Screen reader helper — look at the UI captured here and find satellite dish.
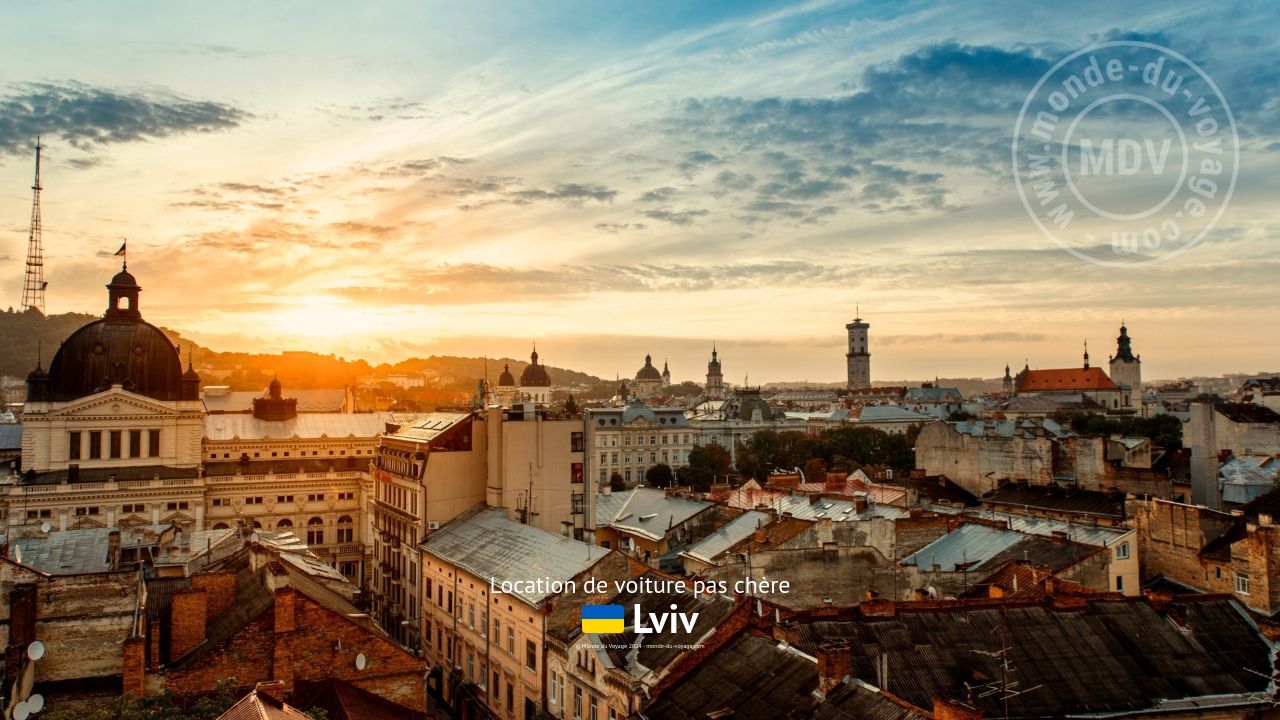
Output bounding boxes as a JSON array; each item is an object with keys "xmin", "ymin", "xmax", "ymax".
[
  {"xmin": 355, "ymin": 653, "xmax": 367, "ymax": 671},
  {"xmin": 14, "ymin": 701, "xmax": 30, "ymax": 720},
  {"xmin": 27, "ymin": 641, "xmax": 45, "ymax": 660},
  {"xmin": 40, "ymin": 522, "xmax": 51, "ymax": 533},
  {"xmin": 27, "ymin": 695, "xmax": 44, "ymax": 713}
]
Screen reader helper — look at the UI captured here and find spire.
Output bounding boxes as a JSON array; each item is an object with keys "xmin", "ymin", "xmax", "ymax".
[
  {"xmin": 21, "ymin": 137, "xmax": 46, "ymax": 314},
  {"xmin": 1113, "ymin": 322, "xmax": 1136, "ymax": 362},
  {"xmin": 1083, "ymin": 340, "xmax": 1090, "ymax": 369}
]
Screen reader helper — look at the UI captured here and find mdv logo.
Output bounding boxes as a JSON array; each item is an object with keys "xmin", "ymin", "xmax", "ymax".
[
  {"xmin": 634, "ymin": 603, "xmax": 699, "ymax": 635},
  {"xmin": 1078, "ymin": 138, "xmax": 1175, "ymax": 175}
]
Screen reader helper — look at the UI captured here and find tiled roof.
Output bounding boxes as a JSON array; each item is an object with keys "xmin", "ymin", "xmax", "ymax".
[
  {"xmin": 420, "ymin": 507, "xmax": 609, "ymax": 606},
  {"xmin": 812, "ymin": 682, "xmax": 929, "ymax": 720},
  {"xmin": 1016, "ymin": 367, "xmax": 1118, "ymax": 392},
  {"xmin": 1216, "ymin": 402, "xmax": 1280, "ymax": 424},
  {"xmin": 294, "ymin": 679, "xmax": 428, "ymax": 720},
  {"xmin": 217, "ymin": 691, "xmax": 314, "ymax": 720}
]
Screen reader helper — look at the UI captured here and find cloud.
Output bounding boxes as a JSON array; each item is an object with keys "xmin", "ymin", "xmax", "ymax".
[
  {"xmin": 0, "ymin": 81, "xmax": 248, "ymax": 159},
  {"xmin": 638, "ymin": 186, "xmax": 679, "ymax": 203},
  {"xmin": 510, "ymin": 183, "xmax": 619, "ymax": 204},
  {"xmin": 595, "ymin": 222, "xmax": 648, "ymax": 233},
  {"xmin": 641, "ymin": 208, "xmax": 710, "ymax": 225}
]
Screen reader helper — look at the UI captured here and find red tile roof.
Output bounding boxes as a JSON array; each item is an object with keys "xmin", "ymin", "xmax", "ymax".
[{"xmin": 1016, "ymin": 367, "xmax": 1118, "ymax": 392}]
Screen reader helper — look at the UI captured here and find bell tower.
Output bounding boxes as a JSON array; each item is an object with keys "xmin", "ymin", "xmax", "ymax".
[
  {"xmin": 845, "ymin": 310, "xmax": 870, "ymax": 390},
  {"xmin": 1108, "ymin": 322, "xmax": 1142, "ymax": 413}
]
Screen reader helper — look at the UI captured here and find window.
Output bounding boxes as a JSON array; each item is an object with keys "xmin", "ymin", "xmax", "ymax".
[
  {"xmin": 211, "ymin": 498, "xmax": 228, "ymax": 507},
  {"xmin": 307, "ymin": 517, "xmax": 324, "ymax": 546},
  {"xmin": 129, "ymin": 429, "xmax": 141, "ymax": 458},
  {"xmin": 308, "ymin": 493, "xmax": 325, "ymax": 502},
  {"xmin": 108, "ymin": 430, "xmax": 122, "ymax": 459},
  {"xmin": 68, "ymin": 431, "xmax": 81, "ymax": 460},
  {"xmin": 494, "ymin": 617, "xmax": 501, "ymax": 639},
  {"xmin": 212, "ymin": 522, "xmax": 230, "ymax": 529},
  {"xmin": 507, "ymin": 626, "xmax": 515, "ymax": 654},
  {"xmin": 571, "ymin": 462, "xmax": 583, "ymax": 483},
  {"xmin": 26, "ymin": 509, "xmax": 51, "ymax": 520},
  {"xmin": 246, "ymin": 496, "xmax": 264, "ymax": 505},
  {"xmin": 506, "ymin": 681, "xmax": 514, "ymax": 713},
  {"xmin": 571, "ymin": 431, "xmax": 584, "ymax": 452},
  {"xmin": 1116, "ymin": 575, "xmax": 1124, "ymax": 592},
  {"xmin": 1115, "ymin": 541, "xmax": 1130, "ymax": 560},
  {"xmin": 337, "ymin": 515, "xmax": 354, "ymax": 543},
  {"xmin": 1236, "ymin": 572, "xmax": 1250, "ymax": 595},
  {"xmin": 277, "ymin": 495, "xmax": 294, "ymax": 503},
  {"xmin": 525, "ymin": 639, "xmax": 536, "ymax": 670},
  {"xmin": 89, "ymin": 431, "xmax": 102, "ymax": 459},
  {"xmin": 550, "ymin": 671, "xmax": 559, "ymax": 706},
  {"xmin": 590, "ymin": 696, "xmax": 598, "ymax": 720},
  {"xmin": 480, "ymin": 610, "xmax": 488, "ymax": 637},
  {"xmin": 148, "ymin": 429, "xmax": 160, "ymax": 457},
  {"xmin": 277, "ymin": 519, "xmax": 293, "ymax": 528},
  {"xmin": 74, "ymin": 506, "xmax": 100, "ymax": 516},
  {"xmin": 122, "ymin": 503, "xmax": 145, "ymax": 513},
  {"xmin": 574, "ymin": 687, "xmax": 583, "ymax": 719},
  {"xmin": 337, "ymin": 491, "xmax": 355, "ymax": 501},
  {"xmin": 166, "ymin": 501, "xmax": 189, "ymax": 511}
]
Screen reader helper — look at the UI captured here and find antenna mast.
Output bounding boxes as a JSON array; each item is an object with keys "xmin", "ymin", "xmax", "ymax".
[{"xmin": 21, "ymin": 138, "xmax": 46, "ymax": 314}]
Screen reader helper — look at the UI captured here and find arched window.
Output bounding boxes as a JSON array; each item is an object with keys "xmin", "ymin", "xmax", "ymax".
[
  {"xmin": 212, "ymin": 523, "xmax": 230, "ymax": 530},
  {"xmin": 337, "ymin": 515, "xmax": 354, "ymax": 544},
  {"xmin": 307, "ymin": 516, "xmax": 324, "ymax": 546},
  {"xmin": 252, "ymin": 520, "xmax": 262, "ymax": 529},
  {"xmin": 276, "ymin": 518, "xmax": 293, "ymax": 529}
]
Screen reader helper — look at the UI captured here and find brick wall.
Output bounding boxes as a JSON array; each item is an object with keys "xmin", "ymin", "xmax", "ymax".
[
  {"xmin": 192, "ymin": 571, "xmax": 237, "ymax": 619},
  {"xmin": 122, "ymin": 636, "xmax": 145, "ymax": 697},
  {"xmin": 169, "ymin": 588, "xmax": 208, "ymax": 661}
]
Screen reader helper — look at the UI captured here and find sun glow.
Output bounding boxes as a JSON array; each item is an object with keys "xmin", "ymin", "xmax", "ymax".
[{"xmin": 267, "ymin": 295, "xmax": 404, "ymax": 339}]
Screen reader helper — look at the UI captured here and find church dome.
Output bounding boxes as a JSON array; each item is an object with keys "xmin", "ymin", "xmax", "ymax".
[
  {"xmin": 44, "ymin": 268, "xmax": 184, "ymax": 402},
  {"xmin": 519, "ymin": 348, "xmax": 551, "ymax": 387},
  {"xmin": 498, "ymin": 363, "xmax": 516, "ymax": 386},
  {"xmin": 635, "ymin": 354, "xmax": 663, "ymax": 382}
]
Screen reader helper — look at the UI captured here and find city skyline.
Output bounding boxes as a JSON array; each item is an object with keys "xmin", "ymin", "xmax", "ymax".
[{"xmin": 2, "ymin": 1, "xmax": 1278, "ymax": 382}]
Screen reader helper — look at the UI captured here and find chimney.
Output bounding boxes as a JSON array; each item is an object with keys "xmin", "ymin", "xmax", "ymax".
[
  {"xmin": 255, "ymin": 680, "xmax": 288, "ymax": 704},
  {"xmin": 933, "ymin": 696, "xmax": 983, "ymax": 720},
  {"xmin": 168, "ymin": 588, "xmax": 208, "ymax": 660},
  {"xmin": 816, "ymin": 641, "xmax": 852, "ymax": 694},
  {"xmin": 752, "ymin": 529, "xmax": 767, "ymax": 544},
  {"xmin": 122, "ymin": 636, "xmax": 146, "ymax": 697},
  {"xmin": 107, "ymin": 530, "xmax": 122, "ymax": 571}
]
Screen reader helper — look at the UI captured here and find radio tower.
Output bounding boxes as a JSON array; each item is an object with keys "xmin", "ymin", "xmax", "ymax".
[{"xmin": 21, "ymin": 137, "xmax": 46, "ymax": 314}]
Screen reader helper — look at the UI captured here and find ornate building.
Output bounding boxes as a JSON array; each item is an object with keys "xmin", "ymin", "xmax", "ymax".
[
  {"xmin": 586, "ymin": 401, "xmax": 693, "ymax": 486},
  {"xmin": 1109, "ymin": 323, "xmax": 1142, "ymax": 413},
  {"xmin": 631, "ymin": 354, "xmax": 665, "ymax": 400},
  {"xmin": 845, "ymin": 312, "xmax": 870, "ymax": 389},
  {"xmin": 517, "ymin": 347, "xmax": 552, "ymax": 406},
  {"xmin": 705, "ymin": 345, "xmax": 725, "ymax": 400}
]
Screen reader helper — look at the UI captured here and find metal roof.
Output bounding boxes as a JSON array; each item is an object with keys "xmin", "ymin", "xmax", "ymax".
[
  {"xmin": 960, "ymin": 508, "xmax": 1130, "ymax": 547},
  {"xmin": 680, "ymin": 510, "xmax": 768, "ymax": 564},
  {"xmin": 384, "ymin": 412, "xmax": 472, "ymax": 442},
  {"xmin": 204, "ymin": 412, "xmax": 396, "ymax": 441},
  {"xmin": 8, "ymin": 524, "xmax": 235, "ymax": 575},
  {"xmin": 420, "ymin": 507, "xmax": 609, "ymax": 606},
  {"xmin": 596, "ymin": 487, "xmax": 713, "ymax": 541},
  {"xmin": 0, "ymin": 423, "xmax": 21, "ymax": 450},
  {"xmin": 901, "ymin": 523, "xmax": 1025, "ymax": 572}
]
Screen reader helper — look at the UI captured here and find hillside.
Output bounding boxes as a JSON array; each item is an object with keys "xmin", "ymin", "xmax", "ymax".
[{"xmin": 0, "ymin": 309, "xmax": 613, "ymax": 397}]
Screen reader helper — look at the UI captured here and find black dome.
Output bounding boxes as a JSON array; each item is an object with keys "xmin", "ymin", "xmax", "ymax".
[
  {"xmin": 47, "ymin": 318, "xmax": 183, "ymax": 401},
  {"xmin": 519, "ymin": 349, "xmax": 551, "ymax": 387},
  {"xmin": 43, "ymin": 268, "xmax": 186, "ymax": 401},
  {"xmin": 497, "ymin": 363, "xmax": 516, "ymax": 386},
  {"xmin": 635, "ymin": 354, "xmax": 663, "ymax": 381}
]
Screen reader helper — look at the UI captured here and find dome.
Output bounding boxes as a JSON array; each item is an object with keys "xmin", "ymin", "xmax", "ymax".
[
  {"xmin": 519, "ymin": 348, "xmax": 551, "ymax": 387},
  {"xmin": 635, "ymin": 354, "xmax": 663, "ymax": 382},
  {"xmin": 44, "ymin": 269, "xmax": 184, "ymax": 402},
  {"xmin": 497, "ymin": 364, "xmax": 516, "ymax": 386},
  {"xmin": 47, "ymin": 318, "xmax": 183, "ymax": 401}
]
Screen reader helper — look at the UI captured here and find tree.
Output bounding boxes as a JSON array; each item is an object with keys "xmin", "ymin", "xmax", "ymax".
[
  {"xmin": 803, "ymin": 458, "xmax": 827, "ymax": 485},
  {"xmin": 645, "ymin": 463, "xmax": 675, "ymax": 488},
  {"xmin": 609, "ymin": 472, "xmax": 626, "ymax": 492},
  {"xmin": 684, "ymin": 444, "xmax": 733, "ymax": 492},
  {"xmin": 946, "ymin": 410, "xmax": 977, "ymax": 421}
]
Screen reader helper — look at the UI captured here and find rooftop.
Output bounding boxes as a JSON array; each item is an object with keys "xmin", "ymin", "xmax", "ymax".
[
  {"xmin": 798, "ymin": 596, "xmax": 1271, "ymax": 719},
  {"xmin": 679, "ymin": 510, "xmax": 769, "ymax": 564},
  {"xmin": 596, "ymin": 487, "xmax": 713, "ymax": 541},
  {"xmin": 900, "ymin": 522, "xmax": 1100, "ymax": 573},
  {"xmin": 1016, "ymin": 366, "xmax": 1119, "ymax": 392},
  {"xmin": 203, "ymin": 387, "xmax": 347, "ymax": 414},
  {"xmin": 982, "ymin": 483, "xmax": 1127, "ymax": 519},
  {"xmin": 420, "ymin": 507, "xmax": 609, "ymax": 606},
  {"xmin": 5, "ymin": 524, "xmax": 236, "ymax": 575},
  {"xmin": 204, "ymin": 412, "xmax": 396, "ymax": 441}
]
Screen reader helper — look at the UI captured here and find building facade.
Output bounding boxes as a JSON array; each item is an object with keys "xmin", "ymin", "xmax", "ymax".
[{"xmin": 586, "ymin": 401, "xmax": 693, "ymax": 487}]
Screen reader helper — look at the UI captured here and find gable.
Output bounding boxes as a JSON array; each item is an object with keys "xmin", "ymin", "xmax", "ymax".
[{"xmin": 51, "ymin": 389, "xmax": 180, "ymax": 419}]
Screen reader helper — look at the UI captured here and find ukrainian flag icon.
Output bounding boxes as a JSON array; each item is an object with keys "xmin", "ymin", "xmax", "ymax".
[{"xmin": 581, "ymin": 605, "xmax": 625, "ymax": 634}]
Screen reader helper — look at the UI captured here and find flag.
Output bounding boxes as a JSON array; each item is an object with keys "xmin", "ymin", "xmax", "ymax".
[
  {"xmin": 114, "ymin": 242, "xmax": 127, "ymax": 257},
  {"xmin": 581, "ymin": 604, "xmax": 625, "ymax": 634}
]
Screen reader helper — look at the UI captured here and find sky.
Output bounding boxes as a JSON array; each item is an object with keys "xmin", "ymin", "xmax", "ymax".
[{"xmin": 1, "ymin": 0, "xmax": 1278, "ymax": 384}]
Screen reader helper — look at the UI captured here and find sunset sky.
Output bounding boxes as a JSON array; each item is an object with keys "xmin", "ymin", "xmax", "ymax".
[{"xmin": 2, "ymin": 1, "xmax": 1278, "ymax": 383}]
